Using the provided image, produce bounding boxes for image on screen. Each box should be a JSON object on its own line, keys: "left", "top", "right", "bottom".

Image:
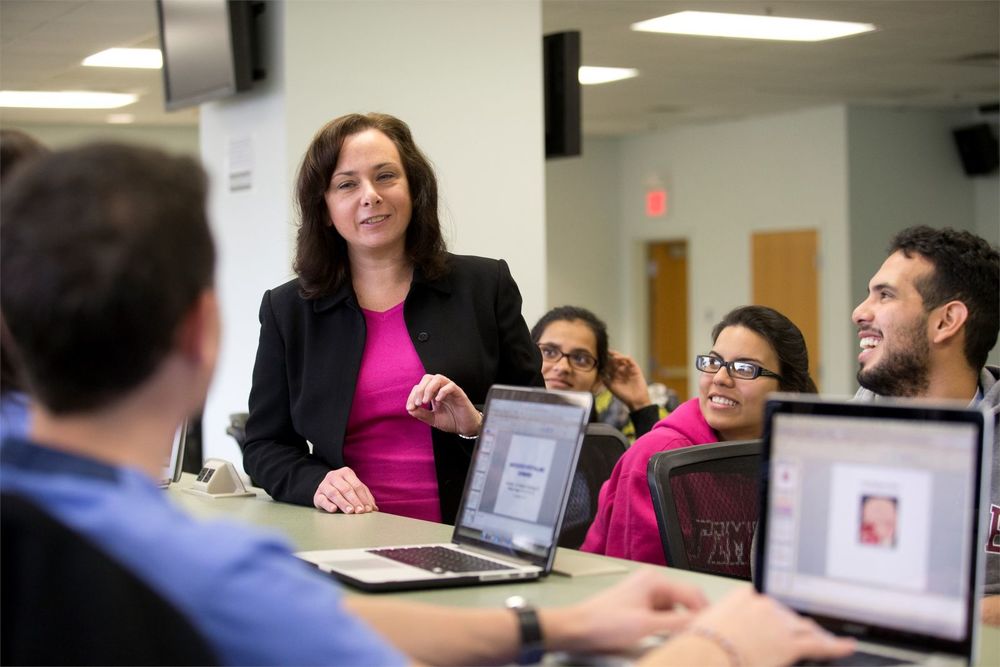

{"left": 455, "top": 397, "right": 585, "bottom": 559}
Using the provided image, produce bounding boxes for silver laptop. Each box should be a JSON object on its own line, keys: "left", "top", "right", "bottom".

{"left": 158, "top": 421, "right": 187, "bottom": 488}
{"left": 297, "top": 385, "right": 593, "bottom": 592}
{"left": 756, "top": 396, "right": 992, "bottom": 666}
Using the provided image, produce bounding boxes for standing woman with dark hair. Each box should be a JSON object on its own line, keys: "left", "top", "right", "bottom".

{"left": 581, "top": 305, "right": 816, "bottom": 565}
{"left": 243, "top": 113, "right": 542, "bottom": 524}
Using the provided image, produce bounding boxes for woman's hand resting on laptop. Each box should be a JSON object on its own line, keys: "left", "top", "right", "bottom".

{"left": 313, "top": 467, "right": 378, "bottom": 514}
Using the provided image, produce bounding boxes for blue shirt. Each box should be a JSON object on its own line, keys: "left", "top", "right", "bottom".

{"left": 0, "top": 436, "right": 406, "bottom": 667}
{"left": 0, "top": 391, "right": 29, "bottom": 441}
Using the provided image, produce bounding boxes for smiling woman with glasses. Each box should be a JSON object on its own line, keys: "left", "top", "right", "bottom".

{"left": 581, "top": 305, "right": 816, "bottom": 566}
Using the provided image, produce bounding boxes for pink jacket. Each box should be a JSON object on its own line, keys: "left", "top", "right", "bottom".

{"left": 580, "top": 398, "right": 719, "bottom": 565}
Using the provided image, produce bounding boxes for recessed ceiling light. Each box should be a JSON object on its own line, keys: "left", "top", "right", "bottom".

{"left": 106, "top": 113, "right": 136, "bottom": 124}
{"left": 579, "top": 66, "right": 639, "bottom": 85}
{"left": 0, "top": 91, "right": 138, "bottom": 109}
{"left": 83, "top": 48, "right": 162, "bottom": 69}
{"left": 631, "top": 11, "right": 876, "bottom": 42}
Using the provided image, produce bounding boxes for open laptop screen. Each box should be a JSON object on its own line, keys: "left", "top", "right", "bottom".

{"left": 453, "top": 386, "right": 590, "bottom": 568}
{"left": 158, "top": 421, "right": 187, "bottom": 488}
{"left": 759, "top": 400, "right": 987, "bottom": 650}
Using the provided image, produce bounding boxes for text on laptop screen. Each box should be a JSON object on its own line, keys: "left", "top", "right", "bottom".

{"left": 454, "top": 398, "right": 586, "bottom": 559}
{"left": 764, "top": 413, "right": 978, "bottom": 641}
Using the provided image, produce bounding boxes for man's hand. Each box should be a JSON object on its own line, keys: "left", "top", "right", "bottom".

{"left": 982, "top": 594, "right": 1000, "bottom": 626}
{"left": 540, "top": 569, "right": 708, "bottom": 654}
{"left": 642, "top": 587, "right": 855, "bottom": 667}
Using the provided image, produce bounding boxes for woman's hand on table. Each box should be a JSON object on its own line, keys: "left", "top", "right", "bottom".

{"left": 406, "top": 374, "right": 482, "bottom": 437}
{"left": 313, "top": 467, "right": 378, "bottom": 514}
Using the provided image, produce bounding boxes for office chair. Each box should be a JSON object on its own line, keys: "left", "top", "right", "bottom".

{"left": 226, "top": 412, "right": 249, "bottom": 449}
{"left": 558, "top": 423, "right": 629, "bottom": 549}
{"left": 1, "top": 493, "right": 219, "bottom": 666}
{"left": 647, "top": 440, "right": 762, "bottom": 580}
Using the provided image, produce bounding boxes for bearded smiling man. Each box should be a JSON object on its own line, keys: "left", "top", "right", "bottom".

{"left": 852, "top": 225, "right": 999, "bottom": 625}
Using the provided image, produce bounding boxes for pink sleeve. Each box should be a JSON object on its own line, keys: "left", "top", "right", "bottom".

{"left": 580, "top": 446, "right": 667, "bottom": 566}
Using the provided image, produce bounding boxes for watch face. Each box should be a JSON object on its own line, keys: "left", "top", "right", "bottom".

{"left": 505, "top": 595, "right": 528, "bottom": 609}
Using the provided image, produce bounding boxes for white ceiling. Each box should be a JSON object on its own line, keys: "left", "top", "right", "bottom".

{"left": 0, "top": 0, "right": 997, "bottom": 136}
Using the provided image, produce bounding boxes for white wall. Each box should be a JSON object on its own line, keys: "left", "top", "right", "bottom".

{"left": 543, "top": 139, "right": 622, "bottom": 337}
{"left": 846, "top": 106, "right": 977, "bottom": 317}
{"left": 283, "top": 0, "right": 546, "bottom": 322}
{"left": 974, "top": 177, "right": 999, "bottom": 247}
{"left": 198, "top": 1, "right": 290, "bottom": 465}
{"left": 548, "top": 106, "right": 852, "bottom": 396}
{"left": 846, "top": 106, "right": 995, "bottom": 368}
{"left": 546, "top": 105, "right": 992, "bottom": 399}
{"left": 198, "top": 0, "right": 546, "bottom": 463}
{"left": 2, "top": 122, "right": 198, "bottom": 155}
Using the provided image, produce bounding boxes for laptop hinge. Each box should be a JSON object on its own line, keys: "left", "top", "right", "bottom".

{"left": 454, "top": 540, "right": 539, "bottom": 568}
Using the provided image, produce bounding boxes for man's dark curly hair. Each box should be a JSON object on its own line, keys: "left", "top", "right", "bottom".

{"left": 889, "top": 226, "right": 999, "bottom": 370}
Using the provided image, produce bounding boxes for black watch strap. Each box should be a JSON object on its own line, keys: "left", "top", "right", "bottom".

{"left": 508, "top": 601, "right": 544, "bottom": 665}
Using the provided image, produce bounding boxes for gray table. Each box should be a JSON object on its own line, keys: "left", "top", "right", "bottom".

{"left": 167, "top": 474, "right": 1000, "bottom": 664}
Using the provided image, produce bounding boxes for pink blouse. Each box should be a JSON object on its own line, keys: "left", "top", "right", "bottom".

{"left": 341, "top": 302, "right": 441, "bottom": 522}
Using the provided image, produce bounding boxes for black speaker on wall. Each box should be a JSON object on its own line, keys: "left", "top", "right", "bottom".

{"left": 952, "top": 123, "right": 999, "bottom": 176}
{"left": 544, "top": 30, "right": 581, "bottom": 159}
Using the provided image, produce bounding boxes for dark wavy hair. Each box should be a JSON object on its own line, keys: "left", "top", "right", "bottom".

{"left": 0, "top": 129, "right": 48, "bottom": 395}
{"left": 531, "top": 305, "right": 610, "bottom": 377}
{"left": 711, "top": 305, "right": 817, "bottom": 393}
{"left": 1, "top": 143, "right": 214, "bottom": 414}
{"left": 294, "top": 112, "right": 448, "bottom": 299}
{"left": 889, "top": 226, "right": 998, "bottom": 370}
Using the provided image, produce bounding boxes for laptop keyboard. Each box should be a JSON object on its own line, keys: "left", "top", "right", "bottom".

{"left": 797, "top": 651, "right": 910, "bottom": 666}
{"left": 368, "top": 546, "right": 515, "bottom": 573}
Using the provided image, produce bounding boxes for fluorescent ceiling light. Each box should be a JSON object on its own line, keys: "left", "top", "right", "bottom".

{"left": 83, "top": 48, "right": 162, "bottom": 69}
{"left": 579, "top": 66, "right": 639, "bottom": 85}
{"left": 631, "top": 11, "right": 875, "bottom": 42}
{"left": 0, "top": 91, "right": 138, "bottom": 109}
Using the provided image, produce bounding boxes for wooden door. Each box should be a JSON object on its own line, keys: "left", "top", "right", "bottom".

{"left": 751, "top": 229, "right": 820, "bottom": 389}
{"left": 648, "top": 241, "right": 689, "bottom": 401}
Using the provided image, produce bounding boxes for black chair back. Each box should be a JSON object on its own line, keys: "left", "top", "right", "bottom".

{"left": 647, "top": 440, "right": 762, "bottom": 580}
{"left": 226, "top": 412, "right": 249, "bottom": 449}
{"left": 1, "top": 493, "right": 218, "bottom": 666}
{"left": 558, "top": 423, "right": 628, "bottom": 549}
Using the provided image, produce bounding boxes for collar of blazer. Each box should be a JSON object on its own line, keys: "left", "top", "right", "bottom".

{"left": 310, "top": 258, "right": 454, "bottom": 314}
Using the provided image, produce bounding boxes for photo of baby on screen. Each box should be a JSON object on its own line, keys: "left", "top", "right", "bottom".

{"left": 859, "top": 494, "right": 898, "bottom": 548}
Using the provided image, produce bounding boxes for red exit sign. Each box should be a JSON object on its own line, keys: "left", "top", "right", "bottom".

{"left": 646, "top": 189, "right": 667, "bottom": 217}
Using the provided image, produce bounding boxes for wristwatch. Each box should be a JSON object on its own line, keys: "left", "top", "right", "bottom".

{"left": 505, "top": 595, "right": 545, "bottom": 665}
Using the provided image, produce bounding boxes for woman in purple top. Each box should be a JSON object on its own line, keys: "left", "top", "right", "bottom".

{"left": 243, "top": 113, "right": 543, "bottom": 524}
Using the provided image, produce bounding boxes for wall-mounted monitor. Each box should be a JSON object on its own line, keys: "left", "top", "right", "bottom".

{"left": 156, "top": 0, "right": 265, "bottom": 111}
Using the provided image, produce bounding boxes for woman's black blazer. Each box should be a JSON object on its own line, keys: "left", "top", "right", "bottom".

{"left": 242, "top": 254, "right": 544, "bottom": 523}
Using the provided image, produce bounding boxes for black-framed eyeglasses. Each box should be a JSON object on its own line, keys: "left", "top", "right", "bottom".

{"left": 695, "top": 354, "right": 782, "bottom": 381}
{"left": 538, "top": 343, "right": 598, "bottom": 372}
